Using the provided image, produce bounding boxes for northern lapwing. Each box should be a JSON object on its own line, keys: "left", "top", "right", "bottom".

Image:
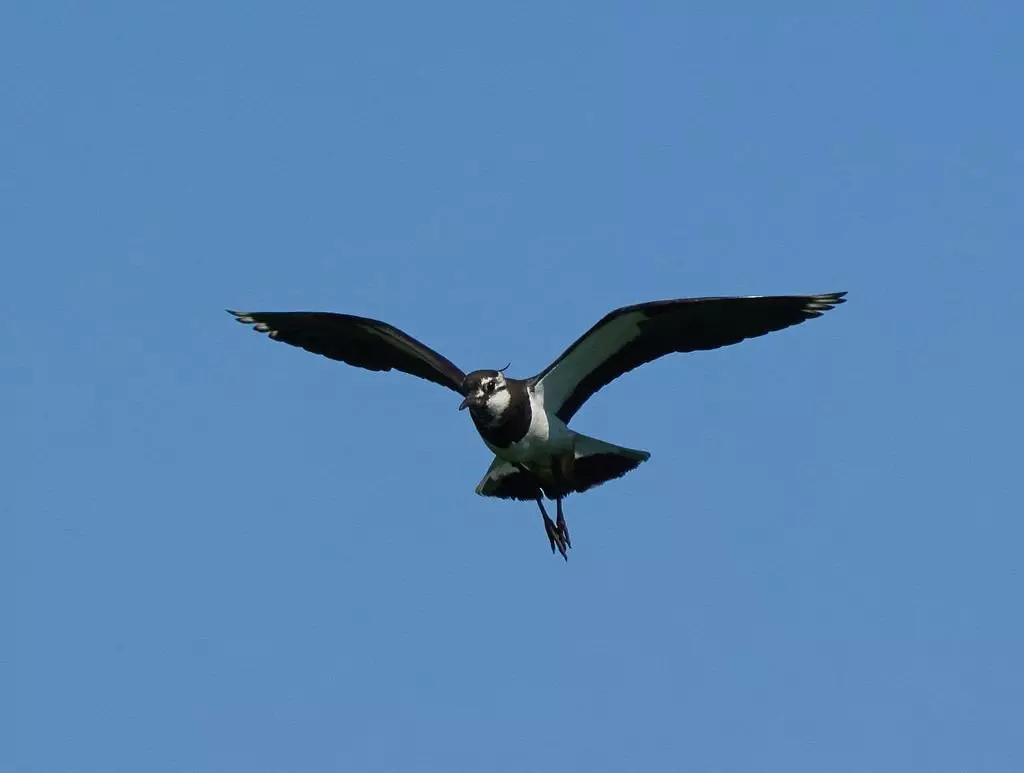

{"left": 230, "top": 292, "right": 846, "bottom": 558}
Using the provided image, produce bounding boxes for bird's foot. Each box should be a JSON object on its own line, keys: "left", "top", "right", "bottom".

{"left": 556, "top": 500, "right": 571, "bottom": 550}
{"left": 542, "top": 512, "right": 570, "bottom": 560}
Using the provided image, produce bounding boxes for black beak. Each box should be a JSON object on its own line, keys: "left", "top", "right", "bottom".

{"left": 458, "top": 395, "right": 473, "bottom": 411}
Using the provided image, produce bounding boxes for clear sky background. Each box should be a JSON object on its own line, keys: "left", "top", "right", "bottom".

{"left": 3, "top": 2, "right": 1022, "bottom": 771}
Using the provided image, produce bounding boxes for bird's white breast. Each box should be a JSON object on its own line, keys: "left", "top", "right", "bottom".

{"left": 487, "top": 387, "right": 574, "bottom": 464}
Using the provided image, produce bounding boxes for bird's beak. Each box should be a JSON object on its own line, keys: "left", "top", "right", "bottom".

{"left": 458, "top": 394, "right": 473, "bottom": 411}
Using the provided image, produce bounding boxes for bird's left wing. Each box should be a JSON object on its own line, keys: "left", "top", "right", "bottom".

{"left": 531, "top": 292, "right": 847, "bottom": 423}
{"left": 229, "top": 311, "right": 467, "bottom": 394}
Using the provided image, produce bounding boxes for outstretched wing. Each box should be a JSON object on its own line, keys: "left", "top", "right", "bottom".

{"left": 531, "top": 292, "right": 847, "bottom": 423}
{"left": 229, "top": 310, "right": 467, "bottom": 394}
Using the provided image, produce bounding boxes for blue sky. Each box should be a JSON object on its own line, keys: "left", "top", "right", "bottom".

{"left": 3, "top": 2, "right": 1022, "bottom": 771}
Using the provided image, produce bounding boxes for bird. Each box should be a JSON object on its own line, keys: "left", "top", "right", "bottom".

{"left": 229, "top": 291, "right": 846, "bottom": 559}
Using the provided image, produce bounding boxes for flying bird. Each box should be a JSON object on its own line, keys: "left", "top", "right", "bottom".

{"left": 229, "top": 292, "right": 846, "bottom": 559}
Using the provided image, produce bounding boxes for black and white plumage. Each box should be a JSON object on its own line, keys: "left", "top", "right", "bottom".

{"left": 230, "top": 292, "right": 846, "bottom": 559}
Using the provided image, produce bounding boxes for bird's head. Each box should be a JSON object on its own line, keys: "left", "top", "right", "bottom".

{"left": 459, "top": 367, "right": 510, "bottom": 415}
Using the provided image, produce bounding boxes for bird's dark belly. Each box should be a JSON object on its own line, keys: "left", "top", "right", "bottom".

{"left": 471, "top": 389, "right": 532, "bottom": 449}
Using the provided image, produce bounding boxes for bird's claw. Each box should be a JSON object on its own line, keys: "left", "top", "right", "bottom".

{"left": 542, "top": 513, "right": 570, "bottom": 560}
{"left": 556, "top": 507, "right": 571, "bottom": 550}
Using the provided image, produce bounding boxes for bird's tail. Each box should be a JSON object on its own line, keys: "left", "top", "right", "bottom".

{"left": 475, "top": 432, "right": 650, "bottom": 500}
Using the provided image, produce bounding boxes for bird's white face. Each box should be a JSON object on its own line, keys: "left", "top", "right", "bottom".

{"left": 476, "top": 373, "right": 510, "bottom": 416}
{"left": 459, "top": 370, "right": 510, "bottom": 420}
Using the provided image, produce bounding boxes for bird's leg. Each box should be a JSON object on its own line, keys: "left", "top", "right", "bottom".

{"left": 552, "top": 455, "right": 572, "bottom": 551}
{"left": 516, "top": 463, "right": 568, "bottom": 560}
{"left": 535, "top": 492, "right": 568, "bottom": 560}
{"left": 555, "top": 496, "right": 571, "bottom": 550}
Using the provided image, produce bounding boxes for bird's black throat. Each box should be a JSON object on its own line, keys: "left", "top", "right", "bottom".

{"left": 470, "top": 379, "right": 532, "bottom": 448}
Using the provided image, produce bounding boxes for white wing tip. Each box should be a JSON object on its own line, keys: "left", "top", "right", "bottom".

{"left": 228, "top": 310, "right": 276, "bottom": 334}
{"left": 802, "top": 291, "right": 847, "bottom": 315}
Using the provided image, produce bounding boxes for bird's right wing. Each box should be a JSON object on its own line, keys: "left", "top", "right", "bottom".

{"left": 229, "top": 311, "right": 467, "bottom": 394}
